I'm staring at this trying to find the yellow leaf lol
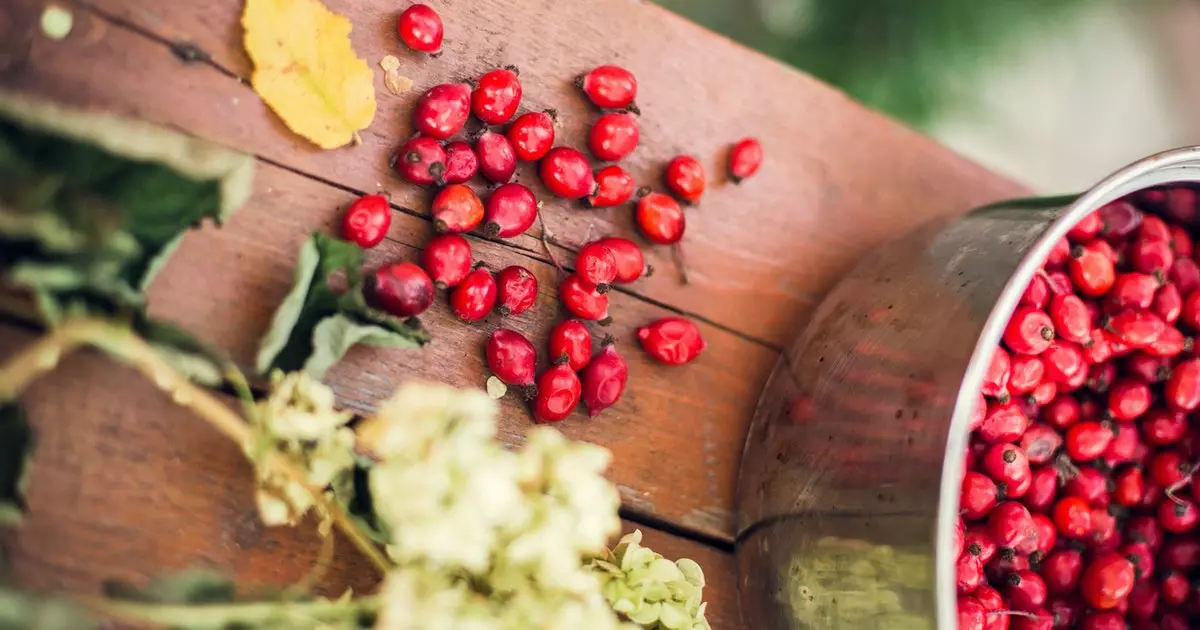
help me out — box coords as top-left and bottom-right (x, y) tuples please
(242, 0), (376, 149)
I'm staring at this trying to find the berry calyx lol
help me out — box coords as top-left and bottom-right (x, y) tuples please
(340, 194), (391, 249)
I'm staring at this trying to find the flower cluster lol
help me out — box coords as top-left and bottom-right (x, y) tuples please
(589, 530), (711, 630)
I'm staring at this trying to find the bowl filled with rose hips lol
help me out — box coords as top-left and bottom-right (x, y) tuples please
(735, 146), (1200, 630)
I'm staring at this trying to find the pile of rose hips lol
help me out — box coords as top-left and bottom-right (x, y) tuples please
(956, 187), (1200, 630)
(341, 4), (751, 423)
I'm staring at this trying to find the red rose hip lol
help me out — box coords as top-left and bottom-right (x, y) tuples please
(585, 165), (636, 208)
(636, 192), (686, 245)
(665, 155), (706, 204)
(471, 67), (522, 125)
(588, 113), (639, 162)
(637, 316), (706, 366)
(580, 341), (628, 417)
(486, 328), (537, 390)
(532, 364), (581, 423)
(367, 262), (434, 318)
(575, 241), (618, 291)
(729, 138), (763, 183)
(431, 184), (485, 234)
(595, 237), (649, 283)
(450, 266), (497, 322)
(494, 265), (538, 316)
(396, 4), (443, 54)
(549, 319), (593, 371)
(559, 274), (610, 323)
(577, 65), (638, 111)
(413, 83), (472, 139)
(1080, 553), (1136, 609)
(507, 111), (555, 162)
(394, 136), (447, 186)
(539, 147), (596, 199)
(441, 141), (478, 184)
(475, 130), (517, 183)
(420, 233), (473, 289)
(483, 183), (538, 238)
(341, 194), (391, 248)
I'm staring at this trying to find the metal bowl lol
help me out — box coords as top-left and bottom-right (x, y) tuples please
(734, 146), (1200, 630)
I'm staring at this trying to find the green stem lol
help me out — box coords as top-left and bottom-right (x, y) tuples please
(79, 593), (379, 627)
(0, 317), (394, 576)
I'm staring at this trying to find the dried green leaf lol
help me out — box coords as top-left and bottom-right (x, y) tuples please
(0, 585), (96, 630)
(0, 403), (34, 527)
(305, 313), (421, 380)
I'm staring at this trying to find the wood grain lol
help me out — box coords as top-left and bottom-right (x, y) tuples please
(0, 325), (740, 630)
(1, 0), (1024, 349)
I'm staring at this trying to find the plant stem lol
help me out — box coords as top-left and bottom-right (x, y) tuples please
(0, 317), (393, 576)
(536, 206), (566, 275)
(79, 593), (379, 627)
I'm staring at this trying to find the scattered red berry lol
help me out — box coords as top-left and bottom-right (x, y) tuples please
(576, 65), (638, 112)
(340, 194), (391, 248)
(635, 192), (685, 245)
(482, 183), (538, 238)
(471, 67), (522, 125)
(441, 141), (478, 184)
(394, 136), (447, 186)
(549, 319), (592, 371)
(494, 265), (538, 316)
(486, 328), (537, 392)
(1080, 553), (1136, 610)
(420, 233), (472, 289)
(431, 184), (485, 234)
(396, 4), (443, 54)
(559, 274), (610, 323)
(585, 165), (636, 208)
(412, 83), (472, 139)
(449, 266), (496, 322)
(575, 241), (618, 291)
(728, 138), (763, 183)
(367, 262), (434, 318)
(636, 316), (705, 366)
(539, 147), (596, 199)
(532, 363), (581, 423)
(506, 110), (555, 161)
(594, 237), (649, 283)
(580, 341), (628, 417)
(1002, 306), (1056, 355)
(664, 155), (706, 204)
(588, 113), (639, 162)
(475, 130), (517, 183)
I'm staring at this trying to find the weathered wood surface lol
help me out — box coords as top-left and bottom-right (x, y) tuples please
(0, 0), (1026, 625)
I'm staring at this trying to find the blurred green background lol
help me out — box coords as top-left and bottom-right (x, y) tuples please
(655, 0), (1087, 129)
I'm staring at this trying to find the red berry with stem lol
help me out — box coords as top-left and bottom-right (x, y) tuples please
(1157, 496), (1199, 533)
(1041, 341), (1085, 385)
(585, 165), (636, 208)
(988, 500), (1037, 549)
(1148, 450), (1189, 488)
(665, 155), (706, 204)
(978, 401), (1028, 444)
(1106, 272), (1160, 312)
(637, 316), (706, 366)
(531, 363), (581, 423)
(1121, 541), (1155, 581)
(577, 65), (638, 111)
(960, 470), (1000, 519)
(1019, 423), (1060, 464)
(1069, 242), (1117, 297)
(588, 113), (639, 162)
(486, 328), (537, 392)
(1068, 211), (1103, 243)
(475, 130), (517, 183)
(441, 141), (478, 184)
(494, 265), (537, 316)
(957, 552), (984, 594)
(420, 233), (472, 289)
(413, 83), (472, 139)
(1107, 378), (1151, 421)
(1066, 421), (1114, 461)
(341, 194), (391, 248)
(1008, 354), (1044, 395)
(729, 138), (763, 183)
(636, 192), (686, 245)
(1097, 200), (1143, 238)
(964, 525), (997, 564)
(394, 136), (447, 186)
(471, 67), (522, 125)
(1049, 294), (1092, 344)
(1080, 553), (1136, 609)
(1106, 310), (1167, 348)
(1006, 570), (1048, 611)
(482, 183), (537, 238)
(580, 340), (628, 417)
(449, 266), (496, 322)
(575, 241), (618, 291)
(539, 147), (596, 199)
(1003, 307), (1056, 355)
(958, 596), (986, 630)
(1042, 549), (1084, 593)
(559, 274), (610, 323)
(396, 4), (443, 54)
(367, 262), (434, 318)
(982, 444), (1032, 497)
(506, 111), (555, 161)
(1129, 237), (1174, 277)
(431, 184), (485, 234)
(549, 319), (593, 371)
(1165, 359), (1200, 410)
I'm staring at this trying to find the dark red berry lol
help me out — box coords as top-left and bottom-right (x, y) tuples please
(961, 470), (1000, 519)
(1141, 409), (1187, 446)
(1020, 423), (1061, 465)
(1049, 294), (1092, 344)
(482, 183), (537, 238)
(636, 192), (685, 245)
(471, 67), (521, 125)
(1006, 570), (1048, 611)
(982, 444), (1032, 497)
(367, 262), (434, 317)
(1080, 553), (1136, 609)
(413, 83), (472, 139)
(637, 316), (706, 366)
(1042, 549), (1084, 594)
(1129, 237), (1174, 276)
(1064, 466), (1109, 507)
(486, 328), (537, 389)
(1106, 272), (1160, 312)
(577, 65), (638, 111)
(549, 319), (592, 371)
(394, 136), (447, 186)
(1107, 378), (1151, 421)
(585, 165), (636, 208)
(664, 155), (706, 204)
(1097, 200), (1143, 239)
(988, 500), (1037, 549)
(396, 4), (443, 54)
(475, 130), (517, 183)
(1068, 211), (1104, 243)
(420, 233), (472, 289)
(957, 552), (984, 594)
(494, 265), (538, 316)
(559, 274), (610, 323)
(981, 347), (1011, 398)
(1066, 421), (1114, 462)
(575, 241), (618, 291)
(580, 341), (628, 417)
(1165, 359), (1200, 410)
(539, 147), (596, 199)
(449, 266), (496, 322)
(507, 111), (555, 162)
(1157, 496), (1199, 533)
(978, 400), (1028, 444)
(431, 184), (485, 234)
(1003, 306), (1056, 355)
(441, 141), (478, 184)
(532, 363), (581, 423)
(1112, 466), (1145, 507)
(588, 113), (639, 162)
(341, 194), (391, 248)
(729, 138), (762, 183)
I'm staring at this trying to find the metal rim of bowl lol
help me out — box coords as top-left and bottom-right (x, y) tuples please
(935, 145), (1200, 629)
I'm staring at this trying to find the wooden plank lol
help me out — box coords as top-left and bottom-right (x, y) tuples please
(0, 0), (1025, 349)
(0, 325), (740, 630)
